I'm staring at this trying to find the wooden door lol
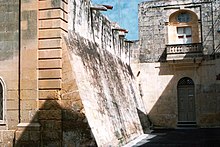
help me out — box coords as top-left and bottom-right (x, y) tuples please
(177, 78), (196, 122)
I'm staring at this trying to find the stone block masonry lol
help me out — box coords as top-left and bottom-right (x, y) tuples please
(0, 0), (19, 146)
(65, 0), (146, 146)
(0, 0), (146, 146)
(130, 0), (220, 130)
(38, 0), (68, 95)
(66, 32), (144, 146)
(37, 0), (68, 146)
(138, 0), (217, 62)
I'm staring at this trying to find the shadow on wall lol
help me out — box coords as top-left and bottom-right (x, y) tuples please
(146, 61), (198, 128)
(147, 64), (178, 128)
(146, 58), (220, 129)
(15, 100), (97, 147)
(143, 40), (202, 128)
(137, 109), (152, 133)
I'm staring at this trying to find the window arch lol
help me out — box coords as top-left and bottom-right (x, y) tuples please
(177, 77), (194, 87)
(168, 10), (200, 45)
(0, 78), (5, 123)
(177, 13), (191, 23)
(169, 10), (198, 23)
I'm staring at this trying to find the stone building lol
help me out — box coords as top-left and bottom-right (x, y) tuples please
(1, 0), (220, 146)
(131, 0), (220, 128)
(0, 0), (147, 146)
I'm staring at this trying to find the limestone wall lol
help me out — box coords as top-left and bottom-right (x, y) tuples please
(66, 33), (144, 146)
(131, 58), (220, 128)
(197, 59), (220, 127)
(0, 0), (146, 146)
(36, 0), (68, 145)
(131, 63), (176, 128)
(15, 0), (40, 146)
(65, 0), (146, 146)
(0, 0), (19, 146)
(68, 0), (130, 64)
(138, 0), (218, 62)
(133, 0), (220, 129)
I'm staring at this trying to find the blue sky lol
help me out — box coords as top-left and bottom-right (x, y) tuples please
(91, 0), (147, 40)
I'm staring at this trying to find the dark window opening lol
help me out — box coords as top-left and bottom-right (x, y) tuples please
(178, 77), (194, 86)
(177, 13), (191, 23)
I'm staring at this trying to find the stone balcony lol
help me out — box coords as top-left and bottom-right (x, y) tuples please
(166, 43), (202, 54)
(166, 43), (203, 60)
(166, 43), (203, 66)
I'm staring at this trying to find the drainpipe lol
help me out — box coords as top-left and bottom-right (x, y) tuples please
(18, 0), (21, 123)
(199, 6), (203, 46)
(211, 1), (215, 53)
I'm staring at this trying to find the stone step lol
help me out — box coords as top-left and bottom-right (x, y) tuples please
(177, 121), (197, 128)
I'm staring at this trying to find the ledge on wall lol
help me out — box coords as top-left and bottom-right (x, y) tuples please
(167, 54), (203, 69)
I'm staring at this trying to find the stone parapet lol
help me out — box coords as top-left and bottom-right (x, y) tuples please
(68, 0), (131, 64)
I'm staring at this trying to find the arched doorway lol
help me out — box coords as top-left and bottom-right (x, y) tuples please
(177, 77), (196, 125)
(0, 81), (3, 120)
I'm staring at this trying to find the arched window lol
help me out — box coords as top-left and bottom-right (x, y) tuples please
(177, 77), (194, 86)
(168, 10), (200, 45)
(177, 13), (191, 23)
(0, 79), (5, 122)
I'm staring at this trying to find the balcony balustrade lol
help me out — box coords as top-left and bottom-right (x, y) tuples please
(166, 43), (202, 54)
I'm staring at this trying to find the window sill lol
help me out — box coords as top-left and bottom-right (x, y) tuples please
(0, 123), (7, 130)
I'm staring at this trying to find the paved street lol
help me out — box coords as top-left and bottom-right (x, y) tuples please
(125, 128), (220, 147)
